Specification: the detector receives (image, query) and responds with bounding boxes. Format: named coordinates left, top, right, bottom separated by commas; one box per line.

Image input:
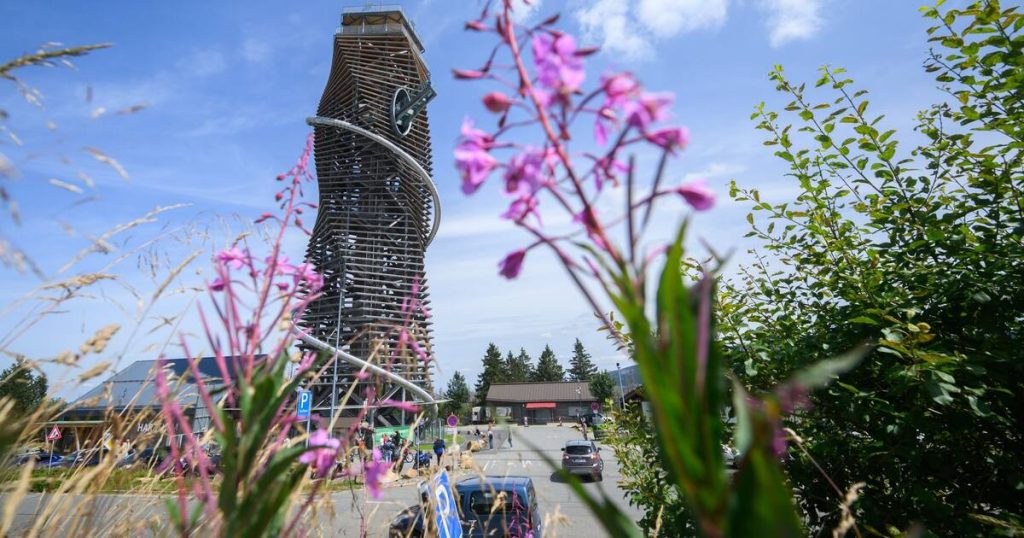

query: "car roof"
left=564, top=440, right=596, bottom=446
left=456, top=475, right=533, bottom=490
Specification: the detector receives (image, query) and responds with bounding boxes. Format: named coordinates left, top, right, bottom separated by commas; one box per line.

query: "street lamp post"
left=575, top=386, right=582, bottom=418
left=615, top=362, right=626, bottom=410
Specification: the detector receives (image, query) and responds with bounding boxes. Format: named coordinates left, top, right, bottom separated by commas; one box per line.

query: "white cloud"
left=637, top=0, right=728, bottom=37
left=760, top=0, right=824, bottom=47
left=181, top=50, right=226, bottom=78
left=575, top=0, right=823, bottom=58
left=575, top=0, right=728, bottom=60
left=682, top=161, right=746, bottom=183
left=242, top=38, right=272, bottom=64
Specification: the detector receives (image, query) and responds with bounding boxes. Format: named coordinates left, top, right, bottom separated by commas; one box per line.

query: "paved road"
left=3, top=425, right=641, bottom=536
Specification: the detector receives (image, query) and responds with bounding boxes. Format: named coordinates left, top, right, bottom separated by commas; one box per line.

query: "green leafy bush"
left=722, top=2, right=1024, bottom=534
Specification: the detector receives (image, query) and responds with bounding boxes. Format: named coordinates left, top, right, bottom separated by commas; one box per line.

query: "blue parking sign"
left=432, top=470, right=462, bottom=538
left=296, top=390, right=311, bottom=420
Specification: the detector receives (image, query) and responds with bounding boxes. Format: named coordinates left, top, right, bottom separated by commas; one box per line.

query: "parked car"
left=389, top=476, right=543, bottom=538
left=58, top=449, right=108, bottom=468
left=15, top=451, right=63, bottom=468
left=561, top=439, right=604, bottom=481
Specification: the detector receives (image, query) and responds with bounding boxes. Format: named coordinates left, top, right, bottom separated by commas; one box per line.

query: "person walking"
left=507, top=427, right=513, bottom=448
left=488, top=429, right=494, bottom=450
left=432, top=437, right=446, bottom=466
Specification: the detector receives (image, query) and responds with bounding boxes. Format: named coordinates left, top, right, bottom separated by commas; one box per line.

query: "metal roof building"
left=486, top=382, right=598, bottom=425
left=53, top=357, right=239, bottom=452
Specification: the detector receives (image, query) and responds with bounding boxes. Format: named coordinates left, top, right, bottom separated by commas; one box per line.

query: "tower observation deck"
left=298, top=6, right=439, bottom=429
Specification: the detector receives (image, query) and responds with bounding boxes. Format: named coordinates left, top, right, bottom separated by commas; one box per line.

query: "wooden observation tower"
left=298, top=6, right=439, bottom=429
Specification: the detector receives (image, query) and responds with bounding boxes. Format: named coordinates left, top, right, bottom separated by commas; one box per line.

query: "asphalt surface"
left=2, top=425, right=642, bottom=537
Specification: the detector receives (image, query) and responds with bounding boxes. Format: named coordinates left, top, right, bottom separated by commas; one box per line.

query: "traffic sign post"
left=297, top=390, right=312, bottom=446
left=46, top=426, right=61, bottom=462
left=432, top=470, right=462, bottom=538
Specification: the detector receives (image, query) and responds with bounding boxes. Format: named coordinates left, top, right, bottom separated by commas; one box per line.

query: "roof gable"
left=486, top=382, right=595, bottom=403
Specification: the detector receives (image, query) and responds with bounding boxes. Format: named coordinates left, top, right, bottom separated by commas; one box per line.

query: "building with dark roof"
left=485, top=382, right=598, bottom=424
left=53, top=357, right=238, bottom=452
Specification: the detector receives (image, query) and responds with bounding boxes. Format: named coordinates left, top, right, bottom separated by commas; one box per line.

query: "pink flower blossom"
left=532, top=32, right=585, bottom=94
left=483, top=91, right=512, bottom=113
left=364, top=448, right=391, bottom=499
left=209, top=277, right=226, bottom=292
left=676, top=178, right=716, bottom=211
left=574, top=207, right=608, bottom=250
left=623, top=92, right=674, bottom=131
left=265, top=255, right=296, bottom=276
left=504, top=148, right=549, bottom=195
left=294, top=263, right=324, bottom=291
left=645, top=126, right=690, bottom=152
left=455, top=119, right=497, bottom=195
left=216, top=246, right=248, bottom=270
left=498, top=249, right=527, bottom=279
left=460, top=117, right=492, bottom=147
left=300, top=429, right=340, bottom=478
left=501, top=196, right=541, bottom=224
left=379, top=399, right=420, bottom=413
left=602, top=72, right=640, bottom=106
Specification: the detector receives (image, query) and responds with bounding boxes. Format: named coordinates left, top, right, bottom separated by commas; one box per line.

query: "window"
left=467, top=490, right=518, bottom=516
left=565, top=445, right=592, bottom=456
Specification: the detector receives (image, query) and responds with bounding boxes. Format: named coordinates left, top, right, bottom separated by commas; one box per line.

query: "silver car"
left=561, top=440, right=604, bottom=481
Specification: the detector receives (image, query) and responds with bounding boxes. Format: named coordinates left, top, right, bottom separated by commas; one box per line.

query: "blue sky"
left=0, top=0, right=941, bottom=398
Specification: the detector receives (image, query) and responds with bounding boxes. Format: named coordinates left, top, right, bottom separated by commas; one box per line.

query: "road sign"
left=432, top=470, right=462, bottom=538
left=297, top=390, right=312, bottom=420
left=446, top=414, right=458, bottom=428
left=591, top=401, right=600, bottom=412
left=46, top=426, right=61, bottom=441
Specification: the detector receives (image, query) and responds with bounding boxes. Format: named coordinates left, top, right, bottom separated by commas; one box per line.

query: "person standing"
left=488, top=429, right=494, bottom=450
left=432, top=437, right=446, bottom=466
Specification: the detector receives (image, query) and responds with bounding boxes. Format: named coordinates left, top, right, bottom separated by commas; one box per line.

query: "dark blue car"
left=389, top=475, right=542, bottom=538
left=15, top=452, right=63, bottom=468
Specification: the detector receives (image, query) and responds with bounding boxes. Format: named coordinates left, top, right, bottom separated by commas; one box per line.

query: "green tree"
left=606, top=403, right=695, bottom=535
left=722, top=4, right=1024, bottom=534
left=506, top=348, right=533, bottom=382
left=473, top=343, right=506, bottom=405
left=588, top=371, right=615, bottom=404
left=567, top=338, right=597, bottom=381
left=443, top=371, right=471, bottom=417
left=530, top=345, right=564, bottom=382
left=0, top=359, right=47, bottom=416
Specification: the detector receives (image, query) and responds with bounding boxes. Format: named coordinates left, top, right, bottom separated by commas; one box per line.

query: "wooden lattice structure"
left=300, top=7, right=439, bottom=428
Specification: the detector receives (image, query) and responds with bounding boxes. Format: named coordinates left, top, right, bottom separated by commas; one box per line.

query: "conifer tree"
left=507, top=348, right=533, bottom=382
left=567, top=338, right=598, bottom=381
left=531, top=344, right=565, bottom=382
left=444, top=371, right=471, bottom=416
left=474, top=343, right=505, bottom=404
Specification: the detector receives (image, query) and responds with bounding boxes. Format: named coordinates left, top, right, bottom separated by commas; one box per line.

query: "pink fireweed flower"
left=501, top=195, right=541, bottom=224
left=301, top=429, right=341, bottom=478
left=379, top=399, right=420, bottom=413
left=483, top=91, right=512, bottom=113
left=532, top=32, right=586, bottom=94
left=209, top=277, right=227, bottom=292
left=504, top=147, right=549, bottom=195
left=364, top=448, right=391, bottom=499
left=265, top=254, right=297, bottom=276
left=498, top=249, right=527, bottom=279
left=676, top=178, right=716, bottom=211
left=216, top=246, right=248, bottom=270
left=460, top=117, right=492, bottom=147
left=294, top=263, right=324, bottom=291
left=645, top=126, right=690, bottom=152
left=623, top=92, right=674, bottom=131
left=574, top=207, right=609, bottom=251
left=602, top=72, right=641, bottom=106
left=455, top=118, right=498, bottom=195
